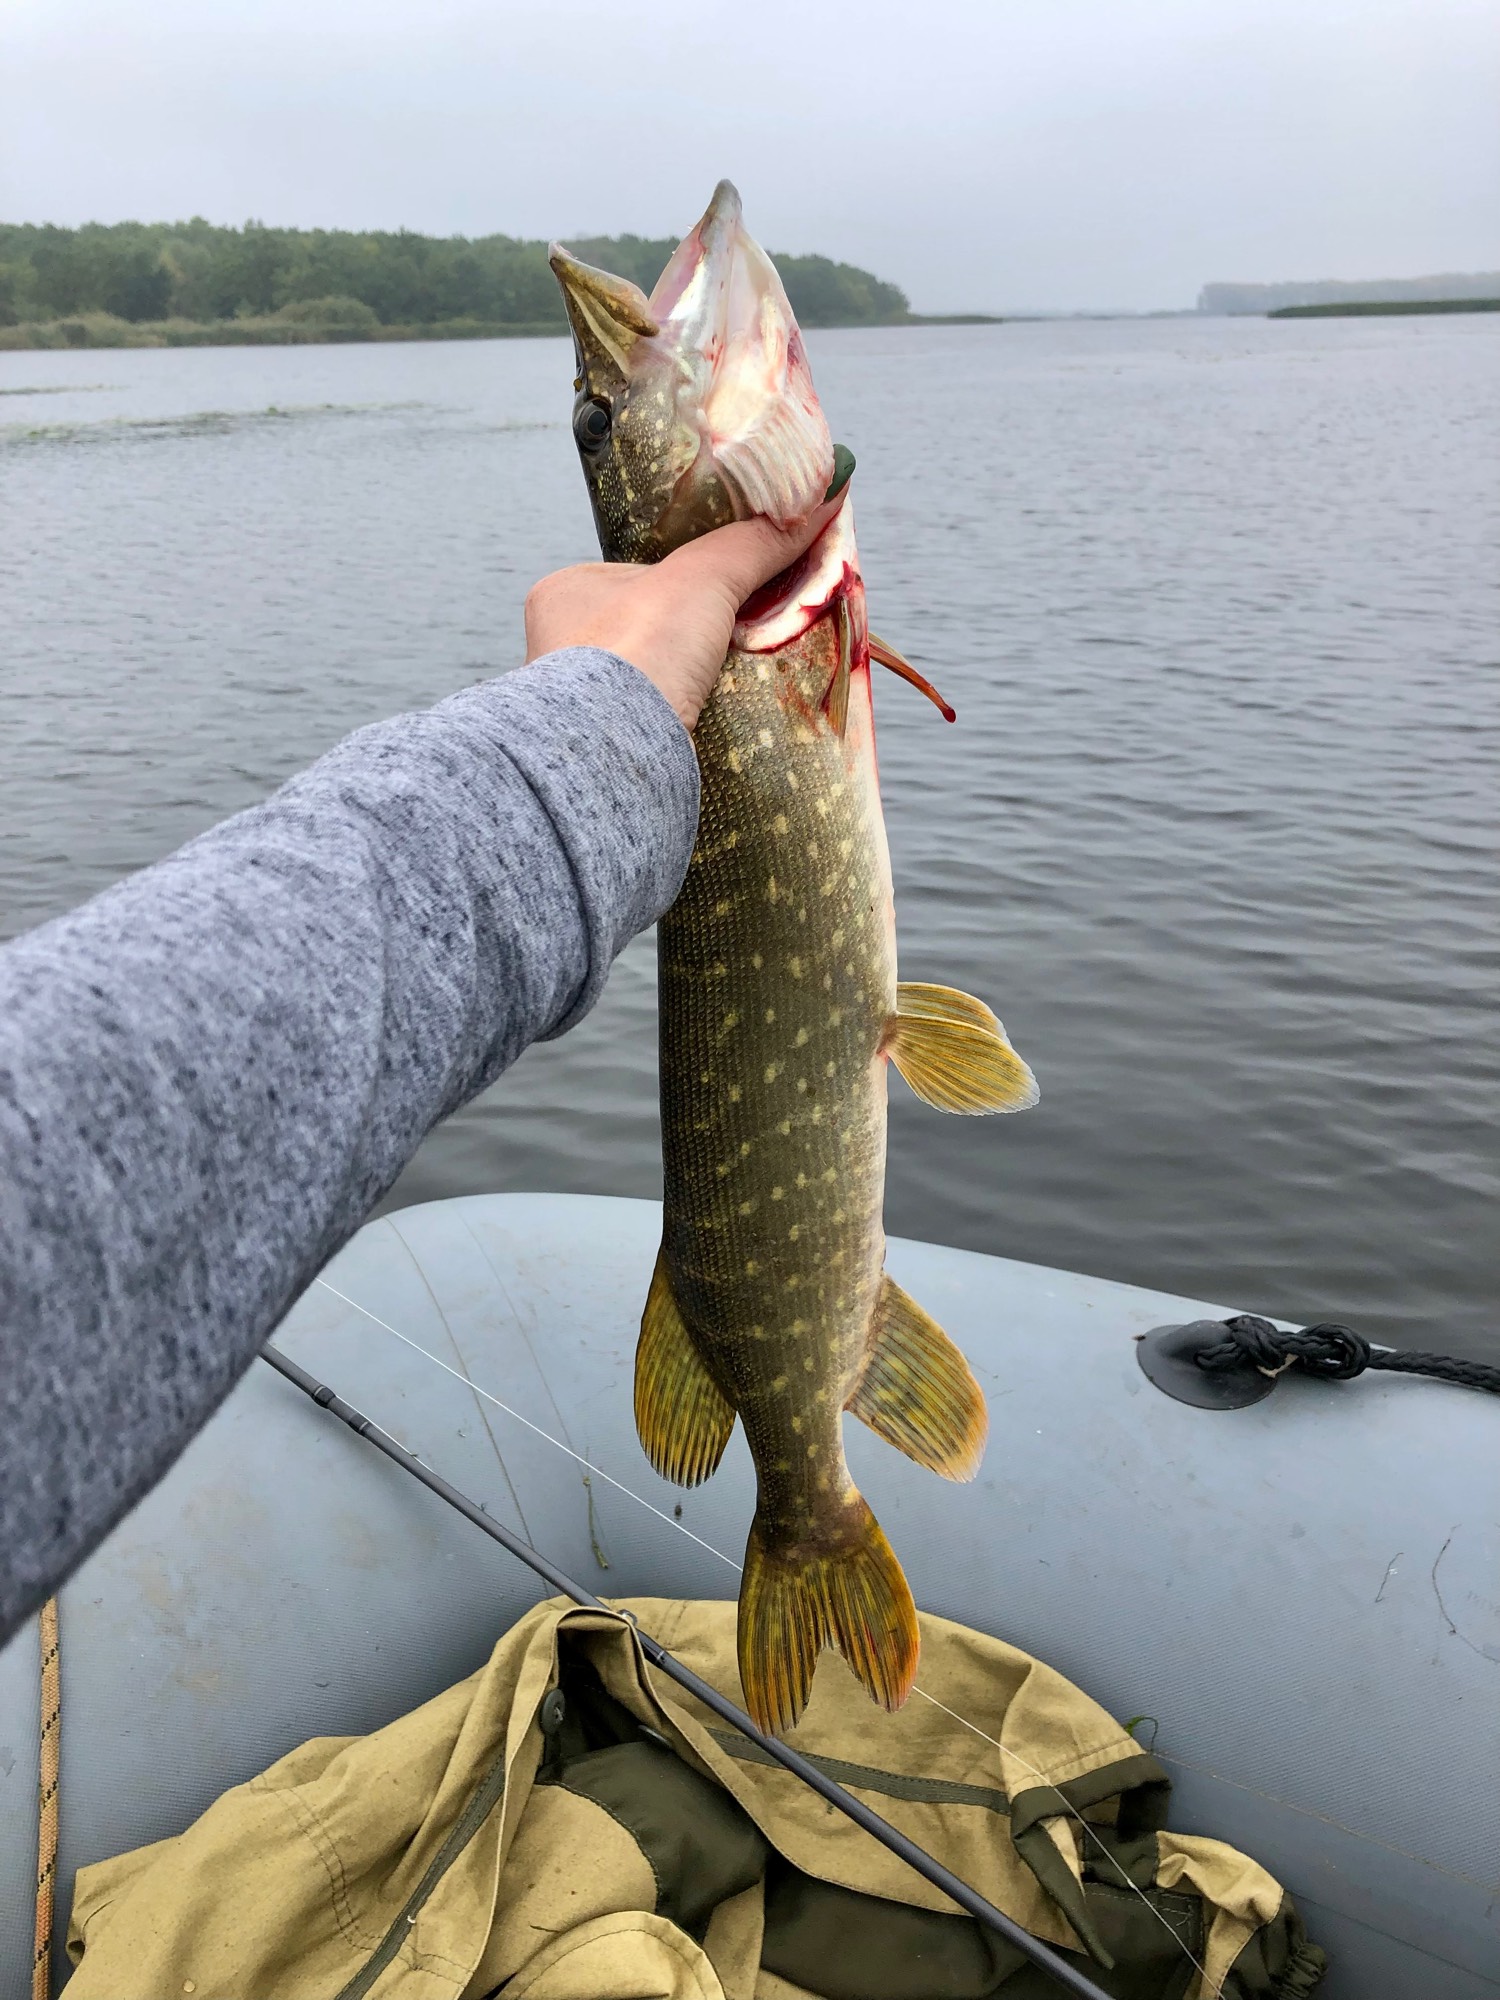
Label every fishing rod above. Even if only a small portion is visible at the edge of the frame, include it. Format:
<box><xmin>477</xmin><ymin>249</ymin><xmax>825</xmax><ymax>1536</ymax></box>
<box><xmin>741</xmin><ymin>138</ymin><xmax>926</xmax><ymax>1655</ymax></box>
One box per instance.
<box><xmin>261</xmin><ymin>1342</ymin><xmax>1116</xmax><ymax>2000</ymax></box>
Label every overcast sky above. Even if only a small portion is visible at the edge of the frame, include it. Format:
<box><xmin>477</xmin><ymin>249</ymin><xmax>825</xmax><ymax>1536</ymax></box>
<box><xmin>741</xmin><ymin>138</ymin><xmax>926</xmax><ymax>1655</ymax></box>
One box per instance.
<box><xmin>4</xmin><ymin>0</ymin><xmax>1497</xmax><ymax>311</ymax></box>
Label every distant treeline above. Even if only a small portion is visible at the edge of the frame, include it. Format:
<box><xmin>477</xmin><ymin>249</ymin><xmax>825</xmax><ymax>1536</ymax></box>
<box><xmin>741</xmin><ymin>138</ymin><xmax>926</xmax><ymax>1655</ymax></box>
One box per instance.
<box><xmin>0</xmin><ymin>219</ymin><xmax>912</xmax><ymax>348</ymax></box>
<box><xmin>1200</xmin><ymin>271</ymin><xmax>1500</xmax><ymax>315</ymax></box>
<box><xmin>1269</xmin><ymin>297</ymin><xmax>1500</xmax><ymax>319</ymax></box>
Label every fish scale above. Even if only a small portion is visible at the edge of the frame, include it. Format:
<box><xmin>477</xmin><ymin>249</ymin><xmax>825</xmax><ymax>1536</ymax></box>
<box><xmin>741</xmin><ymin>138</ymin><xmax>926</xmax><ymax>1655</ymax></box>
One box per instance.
<box><xmin>660</xmin><ymin>623</ymin><xmax>892</xmax><ymax>1549</ymax></box>
<box><xmin>551</xmin><ymin>180</ymin><xmax>1039</xmax><ymax>1735</ymax></box>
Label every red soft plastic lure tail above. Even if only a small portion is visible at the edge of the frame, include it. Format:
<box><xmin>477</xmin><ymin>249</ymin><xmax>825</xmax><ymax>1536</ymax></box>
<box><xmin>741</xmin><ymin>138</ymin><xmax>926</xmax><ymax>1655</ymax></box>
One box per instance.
<box><xmin>868</xmin><ymin>633</ymin><xmax>956</xmax><ymax>722</ymax></box>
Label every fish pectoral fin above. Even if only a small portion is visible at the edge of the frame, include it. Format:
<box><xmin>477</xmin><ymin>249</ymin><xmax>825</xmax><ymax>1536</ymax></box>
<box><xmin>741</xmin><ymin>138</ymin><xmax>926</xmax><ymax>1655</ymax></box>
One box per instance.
<box><xmin>848</xmin><ymin>1275</ymin><xmax>988</xmax><ymax>1482</ymax></box>
<box><xmin>882</xmin><ymin>982</ymin><xmax>1038</xmax><ymax>1114</ymax></box>
<box><xmin>634</xmin><ymin>1247</ymin><xmax>736</xmax><ymax>1488</ymax></box>
<box><xmin>826</xmin><ymin>595</ymin><xmax>853</xmax><ymax>739</ymax></box>
<box><xmin>739</xmin><ymin>1497</ymin><xmax>919</xmax><ymax>1736</ymax></box>
<box><xmin>894</xmin><ymin>980</ymin><xmax>1005</xmax><ymax>1034</ymax></box>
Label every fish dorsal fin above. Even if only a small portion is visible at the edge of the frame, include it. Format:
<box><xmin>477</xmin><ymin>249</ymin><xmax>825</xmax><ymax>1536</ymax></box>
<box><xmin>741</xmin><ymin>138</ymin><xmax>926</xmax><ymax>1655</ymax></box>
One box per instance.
<box><xmin>635</xmin><ymin>1248</ymin><xmax>736</xmax><ymax>1487</ymax></box>
<box><xmin>882</xmin><ymin>981</ymin><xmax>1039</xmax><ymax>1114</ymax></box>
<box><xmin>847</xmin><ymin>1275</ymin><xmax>988</xmax><ymax>1481</ymax></box>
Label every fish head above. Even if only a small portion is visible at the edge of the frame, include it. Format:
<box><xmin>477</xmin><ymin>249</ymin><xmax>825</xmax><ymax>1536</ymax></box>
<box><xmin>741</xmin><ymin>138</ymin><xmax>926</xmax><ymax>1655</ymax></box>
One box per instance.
<box><xmin>551</xmin><ymin>181</ymin><xmax>834</xmax><ymax>563</ymax></box>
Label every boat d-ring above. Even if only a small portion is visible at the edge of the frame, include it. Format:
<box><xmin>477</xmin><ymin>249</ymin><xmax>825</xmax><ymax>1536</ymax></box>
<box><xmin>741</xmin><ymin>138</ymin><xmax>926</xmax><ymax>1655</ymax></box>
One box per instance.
<box><xmin>1135</xmin><ymin>1322</ymin><xmax>1279</xmax><ymax>1409</ymax></box>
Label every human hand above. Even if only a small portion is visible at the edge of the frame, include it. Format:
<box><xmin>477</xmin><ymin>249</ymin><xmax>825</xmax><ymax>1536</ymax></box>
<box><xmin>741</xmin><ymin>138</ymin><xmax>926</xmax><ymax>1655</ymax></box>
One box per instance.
<box><xmin>523</xmin><ymin>488</ymin><xmax>850</xmax><ymax>732</ymax></box>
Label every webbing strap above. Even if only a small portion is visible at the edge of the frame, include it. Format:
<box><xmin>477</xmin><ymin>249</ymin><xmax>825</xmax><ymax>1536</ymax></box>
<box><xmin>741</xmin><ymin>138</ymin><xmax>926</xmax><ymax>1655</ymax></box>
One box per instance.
<box><xmin>708</xmin><ymin>1728</ymin><xmax>1012</xmax><ymax>1816</ymax></box>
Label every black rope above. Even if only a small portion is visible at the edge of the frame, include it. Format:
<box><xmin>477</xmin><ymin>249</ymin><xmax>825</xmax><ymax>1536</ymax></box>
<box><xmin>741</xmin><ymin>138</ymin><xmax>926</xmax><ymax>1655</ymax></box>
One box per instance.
<box><xmin>1196</xmin><ymin>1316</ymin><xmax>1500</xmax><ymax>1394</ymax></box>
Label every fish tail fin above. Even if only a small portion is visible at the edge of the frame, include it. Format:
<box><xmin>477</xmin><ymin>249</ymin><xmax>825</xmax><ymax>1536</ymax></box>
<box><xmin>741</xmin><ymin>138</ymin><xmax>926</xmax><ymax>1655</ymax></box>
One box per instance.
<box><xmin>739</xmin><ymin>1498</ymin><xmax>919</xmax><ymax>1736</ymax></box>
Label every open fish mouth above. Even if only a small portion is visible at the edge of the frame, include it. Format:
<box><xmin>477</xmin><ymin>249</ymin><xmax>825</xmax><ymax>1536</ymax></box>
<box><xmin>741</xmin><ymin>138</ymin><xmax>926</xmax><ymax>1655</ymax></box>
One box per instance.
<box><xmin>551</xmin><ymin>181</ymin><xmax>833</xmax><ymax>551</ymax></box>
<box><xmin>645</xmin><ymin>180</ymin><xmax>832</xmax><ymax>523</ymax></box>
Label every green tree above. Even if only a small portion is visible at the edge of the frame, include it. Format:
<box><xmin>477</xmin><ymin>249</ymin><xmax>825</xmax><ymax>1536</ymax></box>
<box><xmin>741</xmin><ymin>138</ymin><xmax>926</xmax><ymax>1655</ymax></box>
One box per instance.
<box><xmin>0</xmin><ymin>218</ymin><xmax>911</xmax><ymax>334</ymax></box>
<box><xmin>212</xmin><ymin>222</ymin><xmax>287</xmax><ymax>318</ymax></box>
<box><xmin>101</xmin><ymin>244</ymin><xmax>172</xmax><ymax>321</ymax></box>
<box><xmin>26</xmin><ymin>225</ymin><xmax>98</xmax><ymax>314</ymax></box>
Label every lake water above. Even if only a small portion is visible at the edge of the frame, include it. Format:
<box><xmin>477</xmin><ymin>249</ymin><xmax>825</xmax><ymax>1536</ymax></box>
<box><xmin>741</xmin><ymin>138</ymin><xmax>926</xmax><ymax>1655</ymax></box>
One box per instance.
<box><xmin>2</xmin><ymin>316</ymin><xmax>1495</xmax><ymax>1363</ymax></box>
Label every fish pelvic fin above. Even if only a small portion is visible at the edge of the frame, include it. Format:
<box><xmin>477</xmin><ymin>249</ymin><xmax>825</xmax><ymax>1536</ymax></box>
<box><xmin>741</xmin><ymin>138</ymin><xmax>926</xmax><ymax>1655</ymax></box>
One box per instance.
<box><xmin>882</xmin><ymin>980</ymin><xmax>1039</xmax><ymax>1114</ymax></box>
<box><xmin>739</xmin><ymin>1498</ymin><xmax>919</xmax><ymax>1736</ymax></box>
<box><xmin>635</xmin><ymin>1247</ymin><xmax>736</xmax><ymax>1487</ymax></box>
<box><xmin>848</xmin><ymin>1275</ymin><xmax>988</xmax><ymax>1481</ymax></box>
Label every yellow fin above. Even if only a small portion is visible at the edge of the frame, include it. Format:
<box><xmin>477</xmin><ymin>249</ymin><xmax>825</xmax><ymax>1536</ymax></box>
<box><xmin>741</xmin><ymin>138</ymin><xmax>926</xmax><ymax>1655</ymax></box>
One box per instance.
<box><xmin>738</xmin><ymin>1497</ymin><xmax>918</xmax><ymax>1736</ymax></box>
<box><xmin>634</xmin><ymin>1248</ymin><xmax>735</xmax><ymax>1487</ymax></box>
<box><xmin>883</xmin><ymin>982</ymin><xmax>1038</xmax><ymax>1113</ymax></box>
<box><xmin>826</xmin><ymin>596</ymin><xmax>852</xmax><ymax>739</ymax></box>
<box><xmin>895</xmin><ymin>980</ymin><xmax>1004</xmax><ymax>1035</ymax></box>
<box><xmin>848</xmin><ymin>1275</ymin><xmax>988</xmax><ymax>1481</ymax></box>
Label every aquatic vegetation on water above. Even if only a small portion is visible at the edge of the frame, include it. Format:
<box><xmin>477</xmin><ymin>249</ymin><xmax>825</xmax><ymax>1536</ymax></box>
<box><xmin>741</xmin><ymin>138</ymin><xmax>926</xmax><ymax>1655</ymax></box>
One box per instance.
<box><xmin>0</xmin><ymin>383</ymin><xmax>118</xmax><ymax>397</ymax></box>
<box><xmin>0</xmin><ymin>401</ymin><xmax>462</xmax><ymax>451</ymax></box>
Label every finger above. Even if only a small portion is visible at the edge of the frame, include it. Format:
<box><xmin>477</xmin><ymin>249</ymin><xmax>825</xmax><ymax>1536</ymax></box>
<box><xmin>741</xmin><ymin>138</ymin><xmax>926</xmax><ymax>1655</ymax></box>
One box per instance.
<box><xmin>665</xmin><ymin>492</ymin><xmax>848</xmax><ymax>609</ymax></box>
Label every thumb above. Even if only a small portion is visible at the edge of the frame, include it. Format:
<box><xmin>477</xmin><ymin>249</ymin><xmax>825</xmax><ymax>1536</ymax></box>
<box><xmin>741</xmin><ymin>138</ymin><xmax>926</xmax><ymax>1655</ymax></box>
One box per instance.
<box><xmin>664</xmin><ymin>490</ymin><xmax>849</xmax><ymax>612</ymax></box>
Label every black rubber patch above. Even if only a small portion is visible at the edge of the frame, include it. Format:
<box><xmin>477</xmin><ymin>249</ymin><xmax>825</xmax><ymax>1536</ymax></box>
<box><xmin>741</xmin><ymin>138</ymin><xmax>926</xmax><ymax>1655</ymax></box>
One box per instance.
<box><xmin>1136</xmin><ymin>1321</ymin><xmax>1278</xmax><ymax>1410</ymax></box>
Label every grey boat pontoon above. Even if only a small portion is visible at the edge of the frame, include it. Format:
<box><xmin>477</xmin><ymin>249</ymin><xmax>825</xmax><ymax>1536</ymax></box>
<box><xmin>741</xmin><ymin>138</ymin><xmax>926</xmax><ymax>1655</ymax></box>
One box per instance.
<box><xmin>0</xmin><ymin>1192</ymin><xmax>1495</xmax><ymax>1998</ymax></box>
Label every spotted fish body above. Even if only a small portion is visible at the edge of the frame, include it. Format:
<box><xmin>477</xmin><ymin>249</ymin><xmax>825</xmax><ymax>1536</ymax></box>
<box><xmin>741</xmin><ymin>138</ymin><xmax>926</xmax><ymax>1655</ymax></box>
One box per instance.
<box><xmin>552</xmin><ymin>185</ymin><xmax>1037</xmax><ymax>1735</ymax></box>
<box><xmin>661</xmin><ymin>526</ymin><xmax>896</xmax><ymax>1635</ymax></box>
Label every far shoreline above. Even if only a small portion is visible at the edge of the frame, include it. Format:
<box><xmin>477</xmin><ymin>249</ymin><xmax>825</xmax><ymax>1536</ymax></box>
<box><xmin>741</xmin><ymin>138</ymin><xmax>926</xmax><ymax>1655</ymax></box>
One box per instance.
<box><xmin>1267</xmin><ymin>297</ymin><xmax>1500</xmax><ymax>319</ymax></box>
<box><xmin>12</xmin><ymin>300</ymin><xmax>1495</xmax><ymax>355</ymax></box>
<box><xmin>0</xmin><ymin>310</ymin><xmax>1007</xmax><ymax>354</ymax></box>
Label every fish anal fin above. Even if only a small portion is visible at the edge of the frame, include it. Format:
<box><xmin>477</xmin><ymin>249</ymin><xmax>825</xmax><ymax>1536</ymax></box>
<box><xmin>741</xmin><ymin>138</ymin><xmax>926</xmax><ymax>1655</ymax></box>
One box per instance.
<box><xmin>848</xmin><ymin>1275</ymin><xmax>988</xmax><ymax>1482</ymax></box>
<box><xmin>634</xmin><ymin>1248</ymin><xmax>735</xmax><ymax>1487</ymax></box>
<box><xmin>882</xmin><ymin>983</ymin><xmax>1038</xmax><ymax>1114</ymax></box>
<box><xmin>739</xmin><ymin>1497</ymin><xmax>918</xmax><ymax>1736</ymax></box>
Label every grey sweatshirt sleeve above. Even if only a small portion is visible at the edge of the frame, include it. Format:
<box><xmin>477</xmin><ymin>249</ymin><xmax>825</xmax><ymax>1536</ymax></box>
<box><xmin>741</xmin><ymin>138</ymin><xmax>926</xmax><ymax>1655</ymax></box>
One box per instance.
<box><xmin>0</xmin><ymin>646</ymin><xmax>700</xmax><ymax>1646</ymax></box>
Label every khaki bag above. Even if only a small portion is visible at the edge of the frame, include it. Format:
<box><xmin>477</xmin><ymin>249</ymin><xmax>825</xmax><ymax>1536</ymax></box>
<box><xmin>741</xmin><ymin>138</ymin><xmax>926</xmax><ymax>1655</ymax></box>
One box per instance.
<box><xmin>65</xmin><ymin>1597</ymin><xmax>1325</xmax><ymax>1999</ymax></box>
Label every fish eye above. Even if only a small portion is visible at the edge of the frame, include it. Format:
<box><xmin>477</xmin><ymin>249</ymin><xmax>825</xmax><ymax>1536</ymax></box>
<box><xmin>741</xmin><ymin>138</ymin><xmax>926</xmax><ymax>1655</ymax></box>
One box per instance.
<box><xmin>574</xmin><ymin>400</ymin><xmax>612</xmax><ymax>452</ymax></box>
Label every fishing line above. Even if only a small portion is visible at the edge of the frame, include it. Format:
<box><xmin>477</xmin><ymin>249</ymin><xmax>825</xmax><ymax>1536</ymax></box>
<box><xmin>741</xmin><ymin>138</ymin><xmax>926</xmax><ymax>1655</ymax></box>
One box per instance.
<box><xmin>264</xmin><ymin>1338</ymin><xmax>1112</xmax><ymax>2000</ymax></box>
<box><xmin>906</xmin><ymin>1688</ymin><xmax>1215</xmax><ymax>1997</ymax></box>
<box><xmin>310</xmin><ymin>1274</ymin><xmax>1221</xmax><ymax>1996</ymax></box>
<box><xmin>313</xmin><ymin>1279</ymin><xmax>739</xmax><ymax>1571</ymax></box>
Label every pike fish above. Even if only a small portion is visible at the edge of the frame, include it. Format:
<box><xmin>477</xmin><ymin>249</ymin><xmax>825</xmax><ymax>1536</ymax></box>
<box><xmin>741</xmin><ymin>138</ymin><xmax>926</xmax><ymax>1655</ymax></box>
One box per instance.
<box><xmin>551</xmin><ymin>184</ymin><xmax>1037</xmax><ymax>1736</ymax></box>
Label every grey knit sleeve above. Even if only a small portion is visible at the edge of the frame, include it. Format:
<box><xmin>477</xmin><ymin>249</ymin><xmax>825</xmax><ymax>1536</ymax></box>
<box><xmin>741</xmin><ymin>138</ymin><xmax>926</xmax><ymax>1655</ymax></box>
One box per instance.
<box><xmin>0</xmin><ymin>646</ymin><xmax>700</xmax><ymax>1645</ymax></box>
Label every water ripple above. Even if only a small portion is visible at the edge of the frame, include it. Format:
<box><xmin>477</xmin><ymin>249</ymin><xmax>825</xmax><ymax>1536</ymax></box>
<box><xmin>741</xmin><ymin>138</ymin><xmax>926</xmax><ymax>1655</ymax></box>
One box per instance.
<box><xmin>2</xmin><ymin>317</ymin><xmax>1496</xmax><ymax>1361</ymax></box>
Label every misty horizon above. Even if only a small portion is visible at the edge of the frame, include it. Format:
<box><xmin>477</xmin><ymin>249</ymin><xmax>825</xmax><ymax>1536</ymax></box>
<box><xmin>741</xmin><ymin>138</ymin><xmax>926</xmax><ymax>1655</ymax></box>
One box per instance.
<box><xmin>6</xmin><ymin>0</ymin><xmax>1497</xmax><ymax>317</ymax></box>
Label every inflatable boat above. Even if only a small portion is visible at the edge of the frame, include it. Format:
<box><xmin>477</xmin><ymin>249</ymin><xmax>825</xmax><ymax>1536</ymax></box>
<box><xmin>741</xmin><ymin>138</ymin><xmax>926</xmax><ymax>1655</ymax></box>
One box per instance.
<box><xmin>0</xmin><ymin>1192</ymin><xmax>1494</xmax><ymax>1997</ymax></box>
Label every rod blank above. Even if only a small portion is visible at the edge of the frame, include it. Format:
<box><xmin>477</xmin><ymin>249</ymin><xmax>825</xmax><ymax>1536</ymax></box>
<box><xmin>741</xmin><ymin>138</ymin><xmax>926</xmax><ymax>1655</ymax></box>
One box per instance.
<box><xmin>260</xmin><ymin>1342</ymin><xmax>1114</xmax><ymax>2000</ymax></box>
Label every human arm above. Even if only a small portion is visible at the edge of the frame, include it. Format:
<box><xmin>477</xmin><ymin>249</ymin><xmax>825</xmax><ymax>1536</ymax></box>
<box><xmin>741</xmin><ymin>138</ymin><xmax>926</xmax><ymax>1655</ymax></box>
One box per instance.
<box><xmin>0</xmin><ymin>649</ymin><xmax>695</xmax><ymax>1645</ymax></box>
<box><xmin>0</xmin><ymin>497</ymin><xmax>845</xmax><ymax>1645</ymax></box>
